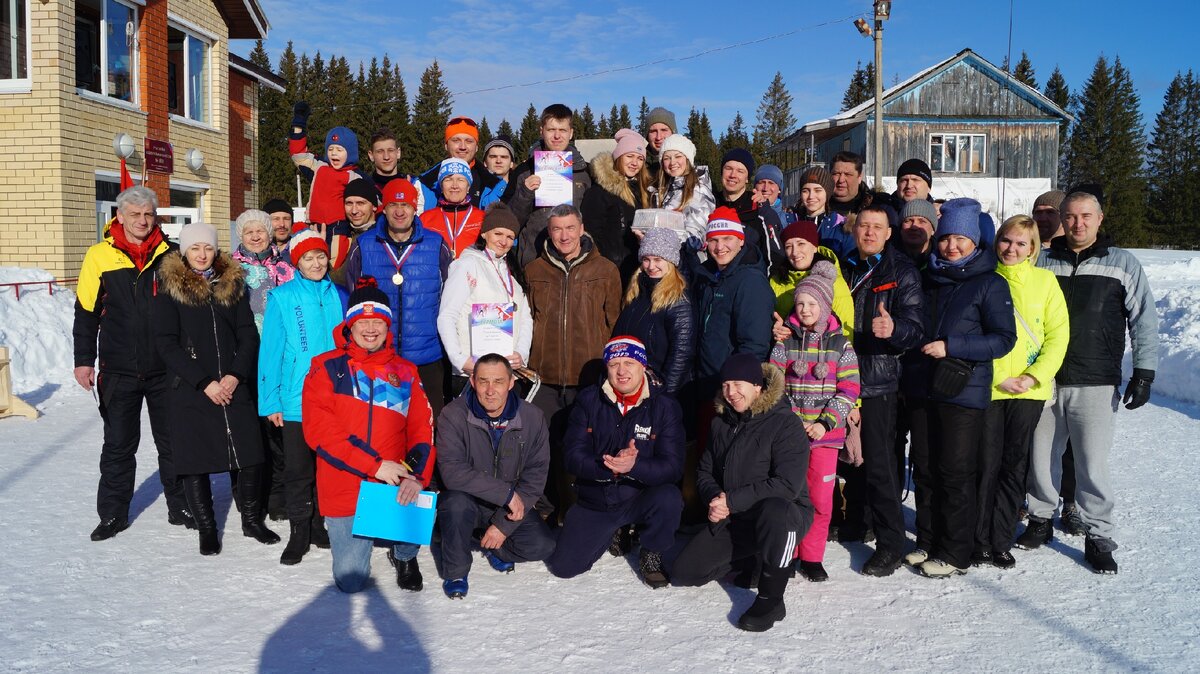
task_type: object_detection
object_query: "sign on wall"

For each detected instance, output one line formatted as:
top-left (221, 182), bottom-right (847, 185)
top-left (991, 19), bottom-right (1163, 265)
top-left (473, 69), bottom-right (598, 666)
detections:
top-left (144, 139), bottom-right (174, 174)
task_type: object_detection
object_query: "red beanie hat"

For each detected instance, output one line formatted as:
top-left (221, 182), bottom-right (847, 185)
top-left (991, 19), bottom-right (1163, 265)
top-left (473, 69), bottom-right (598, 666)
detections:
top-left (289, 229), bottom-right (330, 266)
top-left (781, 220), bottom-right (819, 248)
top-left (705, 206), bottom-right (745, 240)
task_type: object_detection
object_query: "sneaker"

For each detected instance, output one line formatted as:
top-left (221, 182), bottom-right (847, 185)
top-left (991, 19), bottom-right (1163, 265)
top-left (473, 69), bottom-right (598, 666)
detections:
top-left (970, 550), bottom-right (993, 567)
top-left (919, 558), bottom-right (968, 578)
top-left (993, 550), bottom-right (1017, 569)
top-left (862, 548), bottom-right (903, 577)
top-left (168, 509), bottom-right (197, 530)
top-left (903, 548), bottom-right (929, 567)
top-left (1084, 537), bottom-right (1119, 574)
top-left (608, 526), bottom-right (634, 557)
top-left (798, 561), bottom-right (828, 582)
top-left (1015, 517), bottom-right (1053, 550)
top-left (442, 576), bottom-right (469, 599)
top-left (1061, 502), bottom-right (1086, 537)
top-left (482, 549), bottom-right (515, 574)
top-left (387, 551), bottom-right (424, 591)
top-left (639, 549), bottom-right (669, 589)
top-left (90, 517), bottom-right (129, 541)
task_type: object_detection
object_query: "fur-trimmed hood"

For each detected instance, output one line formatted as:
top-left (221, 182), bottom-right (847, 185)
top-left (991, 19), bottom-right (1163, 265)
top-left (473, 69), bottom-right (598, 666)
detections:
top-left (713, 362), bottom-right (786, 417)
top-left (159, 251), bottom-right (246, 307)
top-left (591, 155), bottom-right (639, 208)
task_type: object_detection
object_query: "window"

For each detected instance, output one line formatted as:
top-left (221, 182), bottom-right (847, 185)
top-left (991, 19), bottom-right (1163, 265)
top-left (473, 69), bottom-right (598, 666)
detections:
top-left (168, 25), bottom-right (210, 123)
top-left (930, 133), bottom-right (986, 173)
top-left (75, 0), bottom-right (138, 103)
top-left (1, 0), bottom-right (29, 86)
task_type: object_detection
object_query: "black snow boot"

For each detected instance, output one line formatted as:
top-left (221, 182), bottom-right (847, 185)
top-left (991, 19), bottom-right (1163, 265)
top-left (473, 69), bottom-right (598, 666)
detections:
top-left (310, 513), bottom-right (331, 549)
top-left (1084, 536), bottom-right (1119, 574)
top-left (238, 465), bottom-right (280, 545)
top-left (388, 550), bottom-right (423, 591)
top-left (798, 561), bottom-right (828, 582)
top-left (182, 474), bottom-right (221, 556)
top-left (1014, 516), bottom-right (1052, 550)
top-left (639, 549), bottom-right (669, 589)
top-left (280, 520), bottom-right (311, 565)
top-left (737, 565), bottom-right (789, 632)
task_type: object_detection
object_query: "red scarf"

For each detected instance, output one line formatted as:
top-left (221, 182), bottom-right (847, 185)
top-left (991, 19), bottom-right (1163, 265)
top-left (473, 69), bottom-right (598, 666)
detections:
top-left (110, 223), bottom-right (163, 271)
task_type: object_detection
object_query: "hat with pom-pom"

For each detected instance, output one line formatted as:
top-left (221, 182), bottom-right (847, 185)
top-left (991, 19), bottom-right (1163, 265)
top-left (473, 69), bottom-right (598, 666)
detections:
top-left (345, 276), bottom-right (392, 329)
top-left (793, 260), bottom-right (837, 329)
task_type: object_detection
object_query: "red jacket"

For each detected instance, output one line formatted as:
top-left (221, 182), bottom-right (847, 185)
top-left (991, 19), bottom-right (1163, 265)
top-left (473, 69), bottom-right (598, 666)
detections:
top-left (421, 201), bottom-right (484, 258)
top-left (290, 136), bottom-right (362, 226)
top-left (302, 327), bottom-right (435, 518)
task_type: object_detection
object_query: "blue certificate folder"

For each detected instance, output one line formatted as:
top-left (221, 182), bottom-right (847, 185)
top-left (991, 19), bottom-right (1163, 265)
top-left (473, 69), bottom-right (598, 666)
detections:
top-left (351, 483), bottom-right (438, 546)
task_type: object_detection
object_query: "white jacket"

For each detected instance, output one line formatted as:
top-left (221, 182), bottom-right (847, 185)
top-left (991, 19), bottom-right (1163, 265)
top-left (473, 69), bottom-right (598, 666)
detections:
top-left (438, 246), bottom-right (533, 375)
top-left (656, 165), bottom-right (716, 246)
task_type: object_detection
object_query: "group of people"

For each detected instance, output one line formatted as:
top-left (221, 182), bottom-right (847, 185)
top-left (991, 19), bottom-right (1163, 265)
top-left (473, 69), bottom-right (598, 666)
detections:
top-left (72, 102), bottom-right (1158, 633)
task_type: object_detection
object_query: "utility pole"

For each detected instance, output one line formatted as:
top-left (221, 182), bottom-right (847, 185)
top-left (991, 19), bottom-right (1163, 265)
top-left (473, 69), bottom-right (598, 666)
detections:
top-left (855, 2), bottom-right (891, 190)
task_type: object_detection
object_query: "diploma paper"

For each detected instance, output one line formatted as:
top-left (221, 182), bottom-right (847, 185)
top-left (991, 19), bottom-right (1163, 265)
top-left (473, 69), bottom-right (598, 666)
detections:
top-left (470, 302), bottom-right (516, 360)
top-left (534, 150), bottom-right (574, 208)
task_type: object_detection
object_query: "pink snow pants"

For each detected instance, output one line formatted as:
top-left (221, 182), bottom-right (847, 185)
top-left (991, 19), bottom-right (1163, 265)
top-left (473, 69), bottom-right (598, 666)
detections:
top-left (799, 444), bottom-right (840, 562)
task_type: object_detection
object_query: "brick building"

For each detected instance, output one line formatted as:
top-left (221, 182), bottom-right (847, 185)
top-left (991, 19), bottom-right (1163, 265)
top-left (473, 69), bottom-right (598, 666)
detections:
top-left (0, 0), bottom-right (281, 276)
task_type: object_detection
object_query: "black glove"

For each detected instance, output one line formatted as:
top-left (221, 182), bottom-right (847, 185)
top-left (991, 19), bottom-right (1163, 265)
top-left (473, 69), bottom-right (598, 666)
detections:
top-left (1122, 368), bottom-right (1154, 410)
top-left (291, 100), bottom-right (312, 130)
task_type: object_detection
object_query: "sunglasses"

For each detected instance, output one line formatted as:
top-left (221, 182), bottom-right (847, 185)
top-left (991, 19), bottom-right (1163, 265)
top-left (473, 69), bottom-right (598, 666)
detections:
top-left (447, 116), bottom-right (478, 127)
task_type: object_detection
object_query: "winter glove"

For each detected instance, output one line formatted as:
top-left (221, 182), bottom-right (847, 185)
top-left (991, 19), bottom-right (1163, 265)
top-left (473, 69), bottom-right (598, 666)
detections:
top-left (291, 100), bottom-right (312, 130)
top-left (1122, 368), bottom-right (1154, 410)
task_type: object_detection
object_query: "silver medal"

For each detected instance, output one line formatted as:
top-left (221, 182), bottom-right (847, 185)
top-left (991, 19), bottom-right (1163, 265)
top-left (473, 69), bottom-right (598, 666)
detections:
top-left (392, 272), bottom-right (404, 286)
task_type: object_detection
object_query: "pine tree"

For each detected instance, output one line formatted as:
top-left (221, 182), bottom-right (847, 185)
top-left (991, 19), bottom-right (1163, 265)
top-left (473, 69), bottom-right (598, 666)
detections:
top-left (478, 117), bottom-right (493, 151)
top-left (617, 104), bottom-right (632, 131)
top-left (597, 113), bottom-right (611, 138)
top-left (752, 71), bottom-right (796, 165)
top-left (1147, 71), bottom-right (1200, 247)
top-left (718, 111), bottom-right (750, 157)
top-left (409, 60), bottom-right (454, 173)
top-left (497, 119), bottom-right (516, 157)
top-left (378, 60), bottom-right (412, 170)
top-left (841, 61), bottom-right (876, 111)
top-left (1012, 52), bottom-right (1037, 89)
top-left (692, 109), bottom-right (719, 170)
top-left (1043, 65), bottom-right (1071, 179)
top-left (637, 97), bottom-right (650, 137)
top-left (517, 104), bottom-right (541, 158)
top-left (579, 104), bottom-right (597, 138)
top-left (606, 104), bottom-right (620, 136)
top-left (252, 40), bottom-right (291, 206)
top-left (1064, 55), bottom-right (1149, 246)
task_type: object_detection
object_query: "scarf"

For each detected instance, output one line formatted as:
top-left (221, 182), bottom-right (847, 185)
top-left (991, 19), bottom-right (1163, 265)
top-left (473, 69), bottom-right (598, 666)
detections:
top-left (110, 223), bottom-right (163, 271)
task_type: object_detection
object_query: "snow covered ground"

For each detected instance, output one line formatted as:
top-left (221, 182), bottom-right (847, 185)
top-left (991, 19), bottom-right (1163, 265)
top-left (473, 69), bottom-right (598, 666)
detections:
top-left (2, 253), bottom-right (1200, 672)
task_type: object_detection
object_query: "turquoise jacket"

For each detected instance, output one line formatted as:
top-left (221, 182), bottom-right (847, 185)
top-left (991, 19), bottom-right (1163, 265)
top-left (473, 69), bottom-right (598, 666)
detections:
top-left (257, 274), bottom-right (348, 422)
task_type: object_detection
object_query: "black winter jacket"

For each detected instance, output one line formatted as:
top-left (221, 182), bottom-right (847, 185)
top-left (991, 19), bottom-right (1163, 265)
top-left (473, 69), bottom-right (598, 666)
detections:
top-left (611, 273), bottom-right (695, 394)
top-left (717, 191), bottom-right (782, 270)
top-left (581, 157), bottom-right (644, 281)
top-left (698, 364), bottom-right (813, 515)
top-left (689, 244), bottom-right (775, 398)
top-left (563, 380), bottom-right (685, 512)
top-left (842, 245), bottom-right (925, 398)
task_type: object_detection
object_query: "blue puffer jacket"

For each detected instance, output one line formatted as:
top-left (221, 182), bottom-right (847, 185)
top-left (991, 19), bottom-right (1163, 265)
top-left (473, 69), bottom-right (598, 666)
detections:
top-left (902, 248), bottom-right (1017, 409)
top-left (562, 380), bottom-right (685, 512)
top-left (257, 275), bottom-right (348, 421)
top-left (352, 218), bottom-right (446, 366)
top-left (689, 244), bottom-right (775, 397)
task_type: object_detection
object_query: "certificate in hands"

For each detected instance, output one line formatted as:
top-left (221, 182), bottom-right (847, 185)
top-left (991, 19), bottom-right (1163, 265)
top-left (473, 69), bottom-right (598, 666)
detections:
top-left (470, 302), bottom-right (516, 360)
top-left (534, 150), bottom-right (574, 208)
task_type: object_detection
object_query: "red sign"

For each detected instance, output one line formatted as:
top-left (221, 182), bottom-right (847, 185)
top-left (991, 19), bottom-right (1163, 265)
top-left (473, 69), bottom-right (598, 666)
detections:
top-left (144, 138), bottom-right (174, 175)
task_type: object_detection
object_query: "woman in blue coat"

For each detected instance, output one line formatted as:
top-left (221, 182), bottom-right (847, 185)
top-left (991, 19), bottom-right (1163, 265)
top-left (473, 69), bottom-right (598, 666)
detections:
top-left (901, 199), bottom-right (1016, 578)
top-left (258, 229), bottom-right (348, 565)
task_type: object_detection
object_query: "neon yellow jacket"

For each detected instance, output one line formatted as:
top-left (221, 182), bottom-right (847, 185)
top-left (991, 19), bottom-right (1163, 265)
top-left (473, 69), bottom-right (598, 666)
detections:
top-left (769, 246), bottom-right (855, 339)
top-left (991, 258), bottom-right (1069, 401)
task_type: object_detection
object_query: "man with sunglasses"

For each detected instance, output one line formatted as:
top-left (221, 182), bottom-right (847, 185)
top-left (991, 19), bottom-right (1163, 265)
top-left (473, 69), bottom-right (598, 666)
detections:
top-left (416, 116), bottom-right (504, 211)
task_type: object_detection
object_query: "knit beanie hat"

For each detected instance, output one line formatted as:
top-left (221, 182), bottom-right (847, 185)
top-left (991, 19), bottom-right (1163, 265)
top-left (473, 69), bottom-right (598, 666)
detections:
top-left (719, 352), bottom-right (763, 386)
top-left (325, 126), bottom-right (359, 165)
top-left (638, 226), bottom-right (681, 266)
top-left (900, 199), bottom-right (938, 227)
top-left (179, 221), bottom-right (218, 252)
top-left (445, 116), bottom-right (479, 142)
top-left (1033, 189), bottom-right (1066, 212)
top-left (935, 198), bottom-right (982, 245)
top-left (896, 158), bottom-right (932, 187)
top-left (603, 336), bottom-right (648, 367)
top-left (234, 209), bottom-right (270, 240)
top-left (706, 206), bottom-right (745, 240)
top-left (288, 228), bottom-right (330, 266)
top-left (793, 260), bottom-right (837, 329)
top-left (381, 178), bottom-right (418, 208)
top-left (484, 134), bottom-right (516, 160)
top-left (646, 107), bottom-right (677, 133)
top-left (481, 202), bottom-right (521, 235)
top-left (612, 128), bottom-right (648, 159)
top-left (343, 178), bottom-right (380, 205)
top-left (438, 157), bottom-right (474, 187)
top-left (798, 165), bottom-right (834, 196)
top-left (659, 134), bottom-right (696, 165)
top-left (781, 219), bottom-right (819, 248)
top-left (262, 198), bottom-right (292, 215)
top-left (721, 148), bottom-right (756, 177)
top-left (754, 164), bottom-right (785, 190)
top-left (345, 276), bottom-right (393, 330)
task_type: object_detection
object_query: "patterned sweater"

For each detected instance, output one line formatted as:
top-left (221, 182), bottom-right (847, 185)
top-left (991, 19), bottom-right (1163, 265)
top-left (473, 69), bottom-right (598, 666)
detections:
top-left (769, 313), bottom-right (861, 450)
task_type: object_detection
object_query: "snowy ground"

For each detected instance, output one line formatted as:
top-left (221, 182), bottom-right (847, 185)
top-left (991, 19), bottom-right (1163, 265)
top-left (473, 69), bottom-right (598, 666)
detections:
top-left (3, 253), bottom-right (1200, 672)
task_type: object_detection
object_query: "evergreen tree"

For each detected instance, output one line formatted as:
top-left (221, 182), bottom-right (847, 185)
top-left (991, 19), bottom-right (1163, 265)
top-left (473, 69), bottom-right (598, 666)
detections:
top-left (409, 60), bottom-right (454, 173)
top-left (1064, 55), bottom-right (1149, 246)
top-left (252, 40), bottom-right (291, 206)
top-left (752, 71), bottom-right (796, 164)
top-left (718, 111), bottom-right (750, 157)
top-left (478, 117), bottom-right (493, 152)
top-left (378, 59), bottom-right (412, 170)
top-left (617, 104), bottom-right (632, 131)
top-left (1012, 51), bottom-right (1037, 88)
top-left (841, 61), bottom-right (875, 111)
top-left (597, 113), bottom-right (611, 138)
top-left (579, 104), bottom-right (597, 138)
top-left (1044, 65), bottom-right (1071, 177)
top-left (606, 104), bottom-right (620, 136)
top-left (687, 108), bottom-right (719, 170)
top-left (1147, 71), bottom-right (1200, 247)
top-left (637, 97), bottom-right (650, 137)
top-left (497, 119), bottom-right (517, 158)
top-left (517, 104), bottom-right (541, 158)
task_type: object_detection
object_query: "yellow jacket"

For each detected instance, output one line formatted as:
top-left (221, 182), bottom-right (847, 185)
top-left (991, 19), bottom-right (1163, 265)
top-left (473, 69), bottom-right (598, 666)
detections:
top-left (769, 246), bottom-right (855, 339)
top-left (991, 258), bottom-right (1069, 401)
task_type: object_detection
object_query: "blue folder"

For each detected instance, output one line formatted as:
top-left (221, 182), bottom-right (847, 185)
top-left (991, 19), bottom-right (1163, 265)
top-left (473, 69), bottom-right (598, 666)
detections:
top-left (351, 482), bottom-right (438, 546)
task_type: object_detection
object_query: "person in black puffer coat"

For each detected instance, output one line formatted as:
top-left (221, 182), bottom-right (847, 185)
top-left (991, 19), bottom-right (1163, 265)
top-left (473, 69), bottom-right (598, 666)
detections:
top-left (611, 227), bottom-right (694, 395)
top-left (673, 355), bottom-right (813, 633)
top-left (581, 129), bottom-right (651, 282)
top-left (900, 199), bottom-right (1015, 578)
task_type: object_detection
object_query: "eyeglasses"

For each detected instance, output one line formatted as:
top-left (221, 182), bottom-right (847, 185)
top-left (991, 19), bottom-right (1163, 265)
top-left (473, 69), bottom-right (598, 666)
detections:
top-left (447, 116), bottom-right (478, 127)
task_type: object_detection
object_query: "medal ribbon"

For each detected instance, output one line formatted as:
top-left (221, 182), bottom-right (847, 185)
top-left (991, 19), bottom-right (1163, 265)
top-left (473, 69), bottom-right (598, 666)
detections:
top-left (488, 249), bottom-right (516, 300)
top-left (384, 239), bottom-right (417, 280)
top-left (443, 205), bottom-right (474, 256)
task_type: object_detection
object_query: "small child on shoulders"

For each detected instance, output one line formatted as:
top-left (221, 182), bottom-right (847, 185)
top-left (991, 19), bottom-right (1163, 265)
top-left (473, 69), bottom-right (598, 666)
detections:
top-left (289, 100), bottom-right (364, 226)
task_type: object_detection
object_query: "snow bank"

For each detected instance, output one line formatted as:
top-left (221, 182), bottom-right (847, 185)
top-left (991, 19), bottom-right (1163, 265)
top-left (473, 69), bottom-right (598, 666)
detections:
top-left (0, 267), bottom-right (77, 395)
top-left (1137, 252), bottom-right (1200, 405)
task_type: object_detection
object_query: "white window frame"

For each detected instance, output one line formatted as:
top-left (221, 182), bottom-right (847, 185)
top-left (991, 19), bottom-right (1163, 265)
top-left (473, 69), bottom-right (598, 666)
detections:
top-left (929, 132), bottom-right (987, 174)
top-left (167, 18), bottom-right (214, 127)
top-left (75, 0), bottom-right (141, 105)
top-left (0, 0), bottom-right (32, 92)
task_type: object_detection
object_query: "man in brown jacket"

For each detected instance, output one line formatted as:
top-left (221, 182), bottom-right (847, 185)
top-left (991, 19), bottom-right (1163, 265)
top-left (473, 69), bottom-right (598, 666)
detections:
top-left (524, 203), bottom-right (623, 520)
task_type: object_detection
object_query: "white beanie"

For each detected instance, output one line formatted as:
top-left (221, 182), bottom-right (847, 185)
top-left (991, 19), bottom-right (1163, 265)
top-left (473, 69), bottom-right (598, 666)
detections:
top-left (659, 134), bottom-right (696, 165)
top-left (179, 222), bottom-right (218, 252)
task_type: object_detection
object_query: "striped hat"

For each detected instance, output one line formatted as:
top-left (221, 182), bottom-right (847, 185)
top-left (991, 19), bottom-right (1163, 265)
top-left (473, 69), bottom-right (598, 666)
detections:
top-left (345, 276), bottom-right (393, 329)
top-left (603, 336), bottom-right (648, 367)
top-left (288, 228), bottom-right (329, 266)
top-left (705, 206), bottom-right (745, 240)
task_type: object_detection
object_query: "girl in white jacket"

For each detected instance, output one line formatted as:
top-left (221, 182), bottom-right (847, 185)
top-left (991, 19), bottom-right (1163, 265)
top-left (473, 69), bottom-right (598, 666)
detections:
top-left (653, 134), bottom-right (715, 250)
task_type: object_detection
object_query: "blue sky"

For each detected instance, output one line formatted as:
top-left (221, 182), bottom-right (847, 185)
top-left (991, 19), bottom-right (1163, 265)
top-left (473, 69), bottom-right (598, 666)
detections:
top-left (251, 0), bottom-right (1199, 137)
